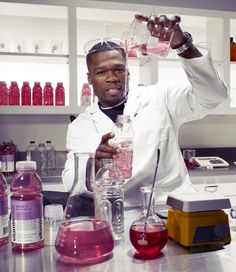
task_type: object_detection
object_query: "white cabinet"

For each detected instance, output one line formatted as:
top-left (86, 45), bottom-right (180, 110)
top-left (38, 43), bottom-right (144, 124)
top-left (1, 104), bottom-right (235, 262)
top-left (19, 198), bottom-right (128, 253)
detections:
top-left (0, 1), bottom-right (236, 115)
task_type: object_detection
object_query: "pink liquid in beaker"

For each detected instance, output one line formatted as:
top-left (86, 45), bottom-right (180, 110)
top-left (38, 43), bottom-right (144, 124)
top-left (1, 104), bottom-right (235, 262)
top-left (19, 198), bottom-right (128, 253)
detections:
top-left (144, 42), bottom-right (170, 56)
top-left (55, 219), bottom-right (114, 264)
top-left (130, 224), bottom-right (168, 259)
top-left (115, 149), bottom-right (133, 179)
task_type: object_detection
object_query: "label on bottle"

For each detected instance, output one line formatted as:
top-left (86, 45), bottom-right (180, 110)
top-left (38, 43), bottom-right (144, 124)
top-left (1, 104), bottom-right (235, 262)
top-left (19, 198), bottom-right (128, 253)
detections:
top-left (11, 199), bottom-right (43, 243)
top-left (1, 155), bottom-right (14, 172)
top-left (81, 95), bottom-right (91, 106)
top-left (0, 196), bottom-right (8, 239)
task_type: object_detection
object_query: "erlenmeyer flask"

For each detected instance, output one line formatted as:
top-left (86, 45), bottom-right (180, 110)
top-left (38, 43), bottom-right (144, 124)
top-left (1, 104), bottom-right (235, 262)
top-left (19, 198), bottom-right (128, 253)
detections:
top-left (129, 186), bottom-right (168, 259)
top-left (55, 153), bottom-right (114, 264)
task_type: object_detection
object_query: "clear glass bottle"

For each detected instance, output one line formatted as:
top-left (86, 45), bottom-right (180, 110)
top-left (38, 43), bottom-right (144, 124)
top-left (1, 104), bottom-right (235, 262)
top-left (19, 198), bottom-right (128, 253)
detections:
top-left (10, 161), bottom-right (44, 251)
top-left (95, 159), bottom-right (125, 241)
top-left (37, 143), bottom-right (46, 172)
top-left (55, 153), bottom-right (114, 264)
top-left (129, 186), bottom-right (168, 259)
top-left (109, 115), bottom-right (134, 179)
top-left (26, 140), bottom-right (38, 162)
top-left (45, 140), bottom-right (56, 170)
top-left (0, 161), bottom-right (9, 247)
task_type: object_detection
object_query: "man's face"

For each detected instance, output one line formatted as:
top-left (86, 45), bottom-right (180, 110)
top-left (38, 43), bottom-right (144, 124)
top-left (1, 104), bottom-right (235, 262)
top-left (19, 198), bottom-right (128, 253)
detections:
top-left (87, 50), bottom-right (128, 108)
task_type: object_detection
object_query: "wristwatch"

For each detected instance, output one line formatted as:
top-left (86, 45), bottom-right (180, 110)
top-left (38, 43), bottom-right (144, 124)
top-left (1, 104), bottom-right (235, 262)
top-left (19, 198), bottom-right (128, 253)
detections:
top-left (174, 32), bottom-right (193, 55)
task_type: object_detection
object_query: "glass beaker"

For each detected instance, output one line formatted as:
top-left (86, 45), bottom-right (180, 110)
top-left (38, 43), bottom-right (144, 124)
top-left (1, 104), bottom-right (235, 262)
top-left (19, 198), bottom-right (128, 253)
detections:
top-left (55, 153), bottom-right (114, 264)
top-left (127, 15), bottom-right (174, 57)
top-left (129, 186), bottom-right (168, 259)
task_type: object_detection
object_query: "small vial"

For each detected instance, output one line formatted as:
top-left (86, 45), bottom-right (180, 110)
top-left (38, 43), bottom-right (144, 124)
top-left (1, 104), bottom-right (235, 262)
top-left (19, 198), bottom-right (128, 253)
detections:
top-left (44, 204), bottom-right (63, 245)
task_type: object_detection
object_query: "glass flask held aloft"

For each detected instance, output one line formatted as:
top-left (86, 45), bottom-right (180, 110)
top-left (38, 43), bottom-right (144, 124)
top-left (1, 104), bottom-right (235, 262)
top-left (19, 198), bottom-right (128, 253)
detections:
top-left (129, 186), bottom-right (168, 259)
top-left (55, 153), bottom-right (114, 264)
top-left (109, 115), bottom-right (134, 179)
top-left (95, 159), bottom-right (125, 241)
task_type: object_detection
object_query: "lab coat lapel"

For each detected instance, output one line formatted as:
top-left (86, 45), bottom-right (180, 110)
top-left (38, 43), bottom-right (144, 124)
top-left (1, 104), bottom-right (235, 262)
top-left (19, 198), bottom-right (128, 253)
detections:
top-left (86, 103), bottom-right (114, 135)
top-left (124, 86), bottom-right (143, 119)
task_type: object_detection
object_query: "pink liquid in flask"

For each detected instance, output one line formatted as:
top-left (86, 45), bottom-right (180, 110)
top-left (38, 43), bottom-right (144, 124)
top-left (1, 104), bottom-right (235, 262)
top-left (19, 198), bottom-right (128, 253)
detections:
top-left (55, 219), bottom-right (114, 264)
top-left (130, 224), bottom-right (168, 259)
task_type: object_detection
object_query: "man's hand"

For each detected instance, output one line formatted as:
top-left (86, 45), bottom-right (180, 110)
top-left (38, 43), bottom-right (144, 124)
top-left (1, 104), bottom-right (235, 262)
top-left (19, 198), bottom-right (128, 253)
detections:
top-left (135, 14), bottom-right (202, 58)
top-left (135, 14), bottom-right (184, 49)
top-left (95, 132), bottom-right (119, 173)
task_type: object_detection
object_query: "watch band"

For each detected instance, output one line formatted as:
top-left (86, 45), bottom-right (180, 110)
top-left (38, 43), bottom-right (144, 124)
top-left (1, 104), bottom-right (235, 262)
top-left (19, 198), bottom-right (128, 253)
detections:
top-left (174, 32), bottom-right (193, 55)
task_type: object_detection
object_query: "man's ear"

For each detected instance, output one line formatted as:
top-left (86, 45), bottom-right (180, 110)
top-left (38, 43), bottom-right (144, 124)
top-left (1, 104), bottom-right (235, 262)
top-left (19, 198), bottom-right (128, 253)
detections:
top-left (87, 73), bottom-right (92, 84)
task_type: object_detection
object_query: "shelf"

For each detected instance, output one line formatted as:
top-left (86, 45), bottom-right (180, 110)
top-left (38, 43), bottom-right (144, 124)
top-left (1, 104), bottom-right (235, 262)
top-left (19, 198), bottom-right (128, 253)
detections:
top-left (0, 52), bottom-right (69, 64)
top-left (0, 106), bottom-right (86, 115)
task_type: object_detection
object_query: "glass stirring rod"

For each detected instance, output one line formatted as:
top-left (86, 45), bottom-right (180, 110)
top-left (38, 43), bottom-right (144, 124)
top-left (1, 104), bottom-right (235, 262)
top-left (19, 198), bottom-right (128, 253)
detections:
top-left (144, 149), bottom-right (160, 231)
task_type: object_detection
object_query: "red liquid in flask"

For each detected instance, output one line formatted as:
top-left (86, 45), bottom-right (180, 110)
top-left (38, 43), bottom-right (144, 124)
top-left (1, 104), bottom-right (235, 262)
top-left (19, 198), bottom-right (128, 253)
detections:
top-left (130, 224), bottom-right (168, 259)
top-left (55, 219), bottom-right (114, 264)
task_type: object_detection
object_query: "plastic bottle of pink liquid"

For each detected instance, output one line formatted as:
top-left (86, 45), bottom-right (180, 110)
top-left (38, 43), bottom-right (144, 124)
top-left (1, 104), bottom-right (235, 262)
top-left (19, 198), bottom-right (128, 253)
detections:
top-left (0, 81), bottom-right (8, 105)
top-left (10, 161), bottom-right (44, 252)
top-left (32, 82), bottom-right (43, 106)
top-left (8, 81), bottom-right (20, 106)
top-left (80, 83), bottom-right (91, 106)
top-left (0, 161), bottom-right (9, 247)
top-left (21, 81), bottom-right (31, 106)
top-left (0, 141), bottom-right (15, 176)
top-left (43, 82), bottom-right (54, 106)
top-left (55, 82), bottom-right (65, 106)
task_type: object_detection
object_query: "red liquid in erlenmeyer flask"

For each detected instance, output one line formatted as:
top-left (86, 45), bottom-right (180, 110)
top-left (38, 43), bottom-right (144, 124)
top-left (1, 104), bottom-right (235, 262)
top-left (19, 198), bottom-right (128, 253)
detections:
top-left (55, 219), bottom-right (114, 264)
top-left (130, 224), bottom-right (168, 258)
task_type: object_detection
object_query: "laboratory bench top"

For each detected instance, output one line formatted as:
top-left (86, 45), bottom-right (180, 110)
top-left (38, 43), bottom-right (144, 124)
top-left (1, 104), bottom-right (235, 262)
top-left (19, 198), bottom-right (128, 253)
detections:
top-left (4, 164), bottom-right (236, 184)
top-left (1, 208), bottom-right (236, 272)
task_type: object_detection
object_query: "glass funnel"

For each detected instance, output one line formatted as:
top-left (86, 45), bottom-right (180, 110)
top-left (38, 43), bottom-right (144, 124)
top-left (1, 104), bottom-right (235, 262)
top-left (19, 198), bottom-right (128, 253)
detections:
top-left (129, 186), bottom-right (168, 259)
top-left (55, 153), bottom-right (114, 264)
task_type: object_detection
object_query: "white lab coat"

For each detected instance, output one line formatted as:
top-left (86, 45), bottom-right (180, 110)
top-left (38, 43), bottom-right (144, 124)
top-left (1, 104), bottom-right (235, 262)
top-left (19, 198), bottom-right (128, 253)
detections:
top-left (62, 48), bottom-right (228, 206)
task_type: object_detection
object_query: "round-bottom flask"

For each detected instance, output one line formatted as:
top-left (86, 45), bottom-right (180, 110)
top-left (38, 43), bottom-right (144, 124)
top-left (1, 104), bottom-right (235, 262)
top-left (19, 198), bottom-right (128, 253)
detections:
top-left (55, 153), bottom-right (114, 264)
top-left (129, 186), bottom-right (168, 259)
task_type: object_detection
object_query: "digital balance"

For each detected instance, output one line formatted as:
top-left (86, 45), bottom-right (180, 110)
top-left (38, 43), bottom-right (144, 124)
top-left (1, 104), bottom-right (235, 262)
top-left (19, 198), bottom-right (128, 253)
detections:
top-left (166, 193), bottom-right (231, 247)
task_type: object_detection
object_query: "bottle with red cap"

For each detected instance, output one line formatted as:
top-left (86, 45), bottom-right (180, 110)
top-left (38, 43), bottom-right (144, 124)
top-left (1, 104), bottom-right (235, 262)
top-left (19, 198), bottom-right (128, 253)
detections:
top-left (8, 81), bottom-right (20, 106)
top-left (0, 81), bottom-right (8, 105)
top-left (43, 82), bottom-right (54, 106)
top-left (80, 83), bottom-right (92, 107)
top-left (32, 82), bottom-right (43, 106)
top-left (55, 82), bottom-right (65, 106)
top-left (21, 81), bottom-right (31, 106)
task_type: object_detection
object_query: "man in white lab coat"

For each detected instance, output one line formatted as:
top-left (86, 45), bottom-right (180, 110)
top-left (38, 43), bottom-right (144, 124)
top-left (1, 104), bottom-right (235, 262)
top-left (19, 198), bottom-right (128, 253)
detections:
top-left (62, 15), bottom-right (228, 207)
